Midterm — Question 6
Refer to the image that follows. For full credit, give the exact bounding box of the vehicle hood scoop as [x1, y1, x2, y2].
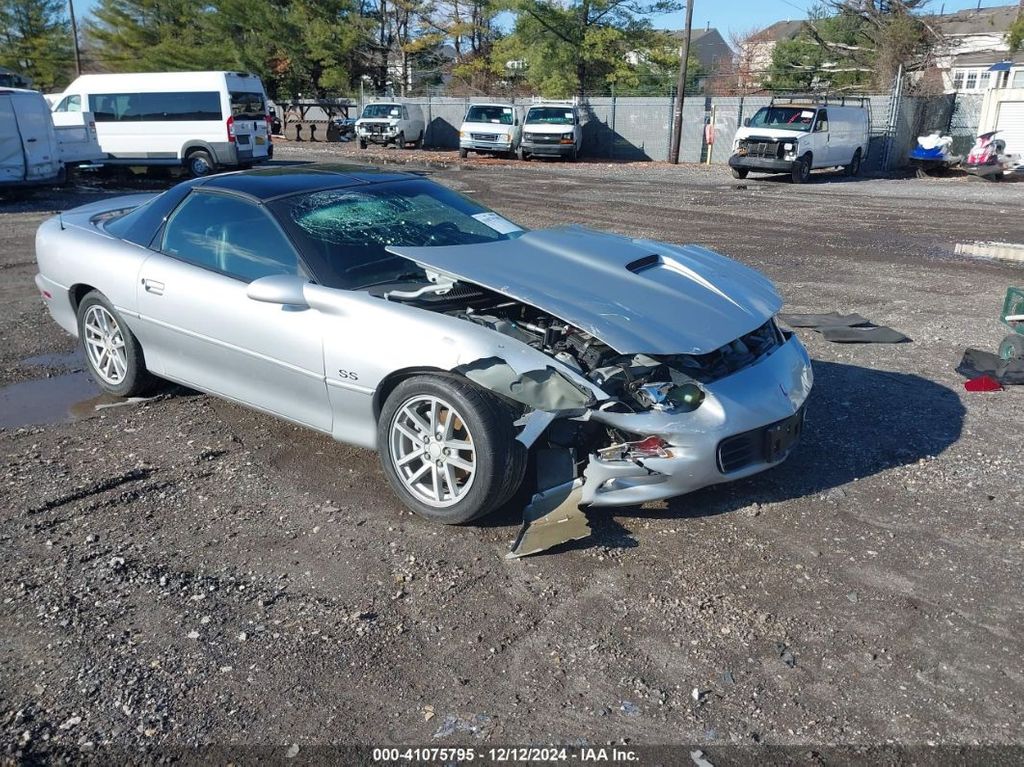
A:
[387, 226, 782, 355]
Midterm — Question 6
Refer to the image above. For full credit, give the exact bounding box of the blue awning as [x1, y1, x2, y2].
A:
[988, 61, 1012, 72]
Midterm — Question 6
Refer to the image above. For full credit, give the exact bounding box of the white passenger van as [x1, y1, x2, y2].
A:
[52, 71, 272, 177]
[729, 96, 870, 183]
[458, 103, 520, 158]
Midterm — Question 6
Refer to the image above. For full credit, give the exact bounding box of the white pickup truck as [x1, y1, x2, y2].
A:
[1, 88, 103, 192]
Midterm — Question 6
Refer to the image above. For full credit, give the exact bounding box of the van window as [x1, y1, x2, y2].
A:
[814, 110, 828, 132]
[55, 95, 81, 113]
[89, 92, 222, 122]
[747, 106, 815, 132]
[465, 105, 514, 125]
[362, 104, 401, 119]
[525, 107, 574, 125]
[230, 91, 266, 119]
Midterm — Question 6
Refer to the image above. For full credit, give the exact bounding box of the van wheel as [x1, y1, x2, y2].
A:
[845, 149, 862, 177]
[186, 150, 215, 178]
[516, 146, 527, 161]
[358, 139, 367, 149]
[791, 155, 811, 184]
[458, 148, 468, 159]
[415, 131, 424, 149]
[396, 131, 406, 149]
[731, 168, 748, 179]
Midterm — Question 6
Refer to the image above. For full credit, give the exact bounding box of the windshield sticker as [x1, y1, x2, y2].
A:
[472, 212, 523, 235]
[801, 110, 815, 118]
[503, 108, 512, 114]
[564, 112, 573, 119]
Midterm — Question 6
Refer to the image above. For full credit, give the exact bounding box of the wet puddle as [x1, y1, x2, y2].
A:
[953, 241, 1024, 265]
[0, 351, 147, 429]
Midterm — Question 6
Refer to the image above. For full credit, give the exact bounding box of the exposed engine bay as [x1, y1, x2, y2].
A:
[385, 274, 785, 413]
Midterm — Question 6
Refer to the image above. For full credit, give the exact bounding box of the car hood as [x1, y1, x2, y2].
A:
[735, 126, 807, 142]
[461, 121, 514, 134]
[387, 226, 782, 355]
[523, 124, 574, 134]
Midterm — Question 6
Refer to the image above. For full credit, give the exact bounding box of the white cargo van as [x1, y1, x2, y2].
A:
[519, 100, 582, 161]
[729, 97, 869, 183]
[52, 71, 272, 177]
[1, 88, 64, 191]
[355, 102, 425, 149]
[458, 103, 520, 158]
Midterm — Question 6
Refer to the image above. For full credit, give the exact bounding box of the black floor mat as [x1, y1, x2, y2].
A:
[779, 312, 912, 343]
[956, 348, 1024, 385]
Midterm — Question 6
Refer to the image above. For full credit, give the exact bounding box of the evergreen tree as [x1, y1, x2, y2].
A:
[0, 0, 73, 91]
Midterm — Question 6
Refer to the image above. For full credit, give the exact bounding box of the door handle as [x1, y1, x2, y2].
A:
[141, 278, 165, 295]
[26, 138, 37, 143]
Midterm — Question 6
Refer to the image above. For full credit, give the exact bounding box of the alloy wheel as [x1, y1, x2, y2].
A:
[389, 395, 477, 508]
[83, 305, 127, 385]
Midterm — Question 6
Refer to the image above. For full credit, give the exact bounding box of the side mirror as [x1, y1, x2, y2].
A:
[247, 274, 309, 307]
[743, 117, 750, 127]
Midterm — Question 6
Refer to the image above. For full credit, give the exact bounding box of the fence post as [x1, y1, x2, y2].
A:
[882, 64, 904, 171]
[610, 84, 616, 160]
[426, 95, 433, 148]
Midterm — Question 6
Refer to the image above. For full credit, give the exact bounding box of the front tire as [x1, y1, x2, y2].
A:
[358, 138, 367, 149]
[458, 148, 468, 159]
[731, 167, 748, 179]
[77, 291, 155, 397]
[186, 150, 215, 178]
[791, 154, 811, 183]
[395, 131, 406, 149]
[517, 146, 527, 161]
[377, 375, 526, 525]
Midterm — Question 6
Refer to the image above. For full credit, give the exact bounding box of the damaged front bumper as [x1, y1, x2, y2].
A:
[508, 334, 813, 556]
[585, 333, 812, 504]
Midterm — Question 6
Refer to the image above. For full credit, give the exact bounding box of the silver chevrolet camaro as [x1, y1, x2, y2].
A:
[35, 165, 812, 555]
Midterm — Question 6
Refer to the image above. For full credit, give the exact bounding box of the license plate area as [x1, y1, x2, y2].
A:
[764, 408, 804, 463]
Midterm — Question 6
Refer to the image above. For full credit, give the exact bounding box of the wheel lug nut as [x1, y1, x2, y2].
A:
[443, 448, 450, 455]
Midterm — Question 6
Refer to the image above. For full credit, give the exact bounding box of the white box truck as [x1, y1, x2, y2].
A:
[51, 71, 272, 176]
[728, 96, 870, 183]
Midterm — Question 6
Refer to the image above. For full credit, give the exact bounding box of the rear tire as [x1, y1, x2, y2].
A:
[791, 155, 811, 183]
[731, 168, 748, 179]
[186, 150, 215, 178]
[458, 148, 468, 159]
[377, 375, 527, 525]
[76, 291, 155, 397]
[845, 148, 862, 177]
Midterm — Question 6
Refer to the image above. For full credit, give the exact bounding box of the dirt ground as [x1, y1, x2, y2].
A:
[1, 147, 1023, 761]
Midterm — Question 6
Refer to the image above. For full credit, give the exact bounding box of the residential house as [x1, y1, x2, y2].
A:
[928, 4, 1023, 92]
[737, 20, 805, 90]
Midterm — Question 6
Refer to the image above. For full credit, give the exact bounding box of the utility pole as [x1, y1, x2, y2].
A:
[668, 0, 694, 164]
[68, 0, 82, 76]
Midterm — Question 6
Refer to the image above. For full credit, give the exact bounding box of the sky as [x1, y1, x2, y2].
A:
[648, 0, 1014, 42]
[72, 0, 1014, 46]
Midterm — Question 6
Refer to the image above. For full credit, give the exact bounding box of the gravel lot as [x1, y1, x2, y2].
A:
[2, 145, 1023, 760]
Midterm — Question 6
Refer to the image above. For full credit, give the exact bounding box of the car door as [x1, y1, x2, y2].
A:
[811, 109, 831, 167]
[135, 189, 332, 432]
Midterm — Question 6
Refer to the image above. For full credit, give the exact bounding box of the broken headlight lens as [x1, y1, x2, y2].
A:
[636, 382, 705, 413]
[597, 435, 672, 461]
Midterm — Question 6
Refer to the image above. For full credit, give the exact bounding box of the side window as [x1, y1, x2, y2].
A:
[815, 110, 828, 132]
[55, 95, 81, 113]
[89, 93, 141, 122]
[161, 192, 303, 282]
[402, 106, 409, 120]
